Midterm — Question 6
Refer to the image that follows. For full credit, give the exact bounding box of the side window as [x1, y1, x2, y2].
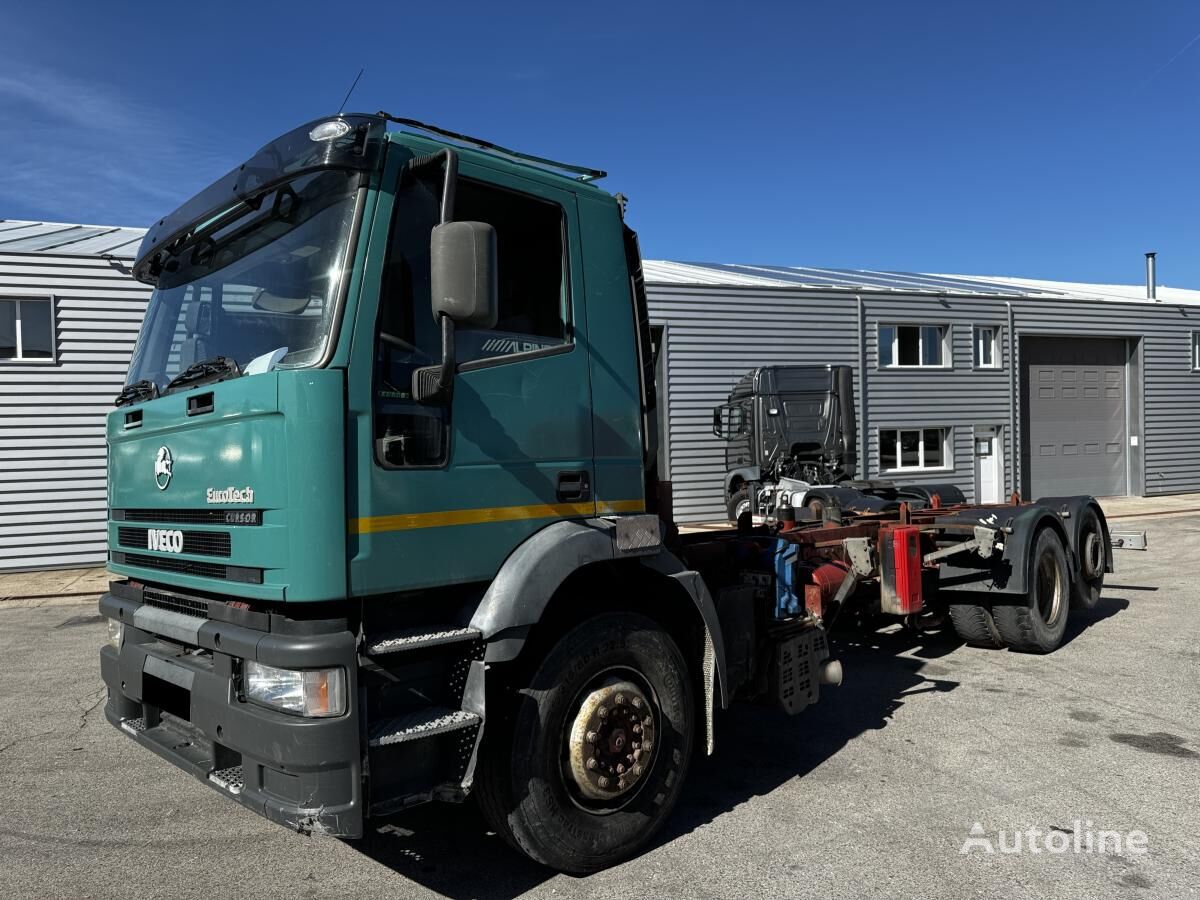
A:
[452, 179, 569, 365]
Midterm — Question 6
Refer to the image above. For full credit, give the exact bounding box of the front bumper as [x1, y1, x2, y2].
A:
[99, 590, 363, 837]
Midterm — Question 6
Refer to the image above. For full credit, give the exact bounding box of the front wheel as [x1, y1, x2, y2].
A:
[727, 487, 752, 524]
[476, 613, 695, 873]
[993, 528, 1070, 653]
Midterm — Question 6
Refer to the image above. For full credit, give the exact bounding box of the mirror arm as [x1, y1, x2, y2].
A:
[413, 314, 456, 405]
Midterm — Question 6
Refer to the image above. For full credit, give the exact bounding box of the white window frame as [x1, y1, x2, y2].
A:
[0, 295, 57, 364]
[878, 323, 951, 369]
[973, 324, 1001, 369]
[1192, 331, 1200, 372]
[878, 426, 952, 473]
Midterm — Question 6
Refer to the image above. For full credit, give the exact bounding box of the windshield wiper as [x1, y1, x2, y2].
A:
[114, 379, 160, 407]
[164, 355, 242, 394]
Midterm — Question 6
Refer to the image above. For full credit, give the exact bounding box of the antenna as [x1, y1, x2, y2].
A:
[337, 68, 365, 115]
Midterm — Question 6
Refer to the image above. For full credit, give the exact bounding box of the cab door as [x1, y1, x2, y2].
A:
[347, 148, 594, 595]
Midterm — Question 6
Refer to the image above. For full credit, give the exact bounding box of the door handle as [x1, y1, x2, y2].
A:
[556, 470, 591, 503]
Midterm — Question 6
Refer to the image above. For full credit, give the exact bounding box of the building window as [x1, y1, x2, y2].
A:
[880, 427, 950, 472]
[973, 325, 1000, 368]
[0, 298, 55, 361]
[879, 324, 949, 368]
[1193, 332, 1200, 371]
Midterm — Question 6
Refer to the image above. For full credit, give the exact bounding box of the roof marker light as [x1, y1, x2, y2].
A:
[309, 120, 351, 142]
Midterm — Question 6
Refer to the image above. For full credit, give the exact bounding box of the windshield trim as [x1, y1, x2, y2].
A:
[312, 180, 369, 373]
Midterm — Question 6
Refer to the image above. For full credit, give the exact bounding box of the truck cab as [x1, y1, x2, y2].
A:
[100, 114, 1113, 874]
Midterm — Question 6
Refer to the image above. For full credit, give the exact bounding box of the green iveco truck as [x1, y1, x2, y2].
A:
[101, 113, 1114, 873]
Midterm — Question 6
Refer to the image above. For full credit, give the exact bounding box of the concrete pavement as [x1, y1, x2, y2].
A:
[1, 512, 1197, 898]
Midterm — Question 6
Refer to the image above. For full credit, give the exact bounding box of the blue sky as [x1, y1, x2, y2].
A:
[1, 1, 1199, 286]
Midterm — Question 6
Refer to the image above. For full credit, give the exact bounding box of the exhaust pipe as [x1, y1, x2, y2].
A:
[819, 659, 843, 687]
[1146, 251, 1157, 301]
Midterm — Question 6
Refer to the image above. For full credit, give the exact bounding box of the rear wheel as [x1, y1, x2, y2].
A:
[476, 613, 694, 874]
[993, 528, 1070, 653]
[948, 603, 1005, 648]
[727, 487, 752, 524]
[1070, 507, 1106, 610]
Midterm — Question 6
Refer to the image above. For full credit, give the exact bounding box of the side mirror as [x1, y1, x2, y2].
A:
[712, 408, 723, 438]
[430, 221, 498, 328]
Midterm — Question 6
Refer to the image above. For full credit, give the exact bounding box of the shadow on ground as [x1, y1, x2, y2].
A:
[350, 596, 1130, 899]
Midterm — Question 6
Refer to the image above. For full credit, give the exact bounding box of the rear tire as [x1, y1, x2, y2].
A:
[1070, 507, 1105, 610]
[993, 528, 1070, 653]
[476, 613, 694, 874]
[727, 487, 752, 524]
[948, 603, 1005, 648]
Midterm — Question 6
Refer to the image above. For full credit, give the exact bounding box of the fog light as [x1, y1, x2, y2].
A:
[243, 661, 346, 717]
[106, 618, 123, 648]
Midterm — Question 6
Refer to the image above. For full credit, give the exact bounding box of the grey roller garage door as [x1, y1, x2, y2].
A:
[1023, 337, 1127, 499]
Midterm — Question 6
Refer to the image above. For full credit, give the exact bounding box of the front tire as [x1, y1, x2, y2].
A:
[477, 613, 695, 873]
[993, 528, 1070, 653]
[727, 487, 751, 524]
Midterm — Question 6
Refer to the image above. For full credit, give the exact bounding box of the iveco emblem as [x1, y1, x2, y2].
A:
[154, 446, 173, 491]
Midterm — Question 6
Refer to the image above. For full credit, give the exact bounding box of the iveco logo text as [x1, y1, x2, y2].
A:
[147, 529, 184, 554]
[154, 446, 173, 490]
[206, 486, 255, 504]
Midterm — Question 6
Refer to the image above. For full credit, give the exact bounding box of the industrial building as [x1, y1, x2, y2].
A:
[0, 221, 149, 571]
[2, 219, 1199, 570]
[645, 259, 1200, 522]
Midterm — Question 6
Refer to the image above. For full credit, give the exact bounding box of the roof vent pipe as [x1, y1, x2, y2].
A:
[1146, 252, 1157, 301]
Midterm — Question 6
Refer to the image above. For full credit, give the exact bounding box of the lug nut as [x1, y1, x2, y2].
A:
[618, 779, 627, 790]
[587, 758, 598, 770]
[632, 764, 643, 776]
[615, 693, 626, 705]
[598, 706, 608, 718]
[617, 763, 626, 774]
[632, 724, 641, 734]
[633, 748, 643, 760]
[597, 776, 610, 789]
[631, 697, 643, 709]
[586, 731, 597, 743]
[643, 740, 653, 752]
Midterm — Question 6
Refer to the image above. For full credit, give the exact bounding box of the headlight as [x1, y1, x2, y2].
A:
[243, 661, 346, 718]
[106, 618, 123, 648]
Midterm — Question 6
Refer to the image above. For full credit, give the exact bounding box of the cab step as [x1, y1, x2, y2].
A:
[365, 625, 481, 656]
[368, 707, 481, 748]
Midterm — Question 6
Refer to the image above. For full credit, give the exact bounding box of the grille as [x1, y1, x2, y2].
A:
[143, 587, 210, 619]
[112, 551, 262, 584]
[118, 526, 232, 557]
[114, 508, 261, 526]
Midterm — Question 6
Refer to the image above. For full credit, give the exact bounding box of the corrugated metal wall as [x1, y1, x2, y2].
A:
[0, 253, 150, 571]
[648, 283, 1200, 522]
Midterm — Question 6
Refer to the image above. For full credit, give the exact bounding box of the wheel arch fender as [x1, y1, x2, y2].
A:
[725, 466, 759, 497]
[470, 519, 730, 709]
[936, 504, 1071, 596]
[1035, 495, 1114, 576]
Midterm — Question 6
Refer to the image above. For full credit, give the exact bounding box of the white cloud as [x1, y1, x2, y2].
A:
[0, 62, 235, 226]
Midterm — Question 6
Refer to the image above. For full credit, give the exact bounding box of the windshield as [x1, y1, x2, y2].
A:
[125, 169, 360, 392]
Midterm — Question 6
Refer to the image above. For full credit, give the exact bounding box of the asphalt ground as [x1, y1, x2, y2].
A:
[1, 514, 1197, 900]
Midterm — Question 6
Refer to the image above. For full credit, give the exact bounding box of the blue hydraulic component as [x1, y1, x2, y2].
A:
[774, 538, 801, 618]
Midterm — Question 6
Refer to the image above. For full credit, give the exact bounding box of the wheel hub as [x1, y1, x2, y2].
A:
[567, 679, 656, 801]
